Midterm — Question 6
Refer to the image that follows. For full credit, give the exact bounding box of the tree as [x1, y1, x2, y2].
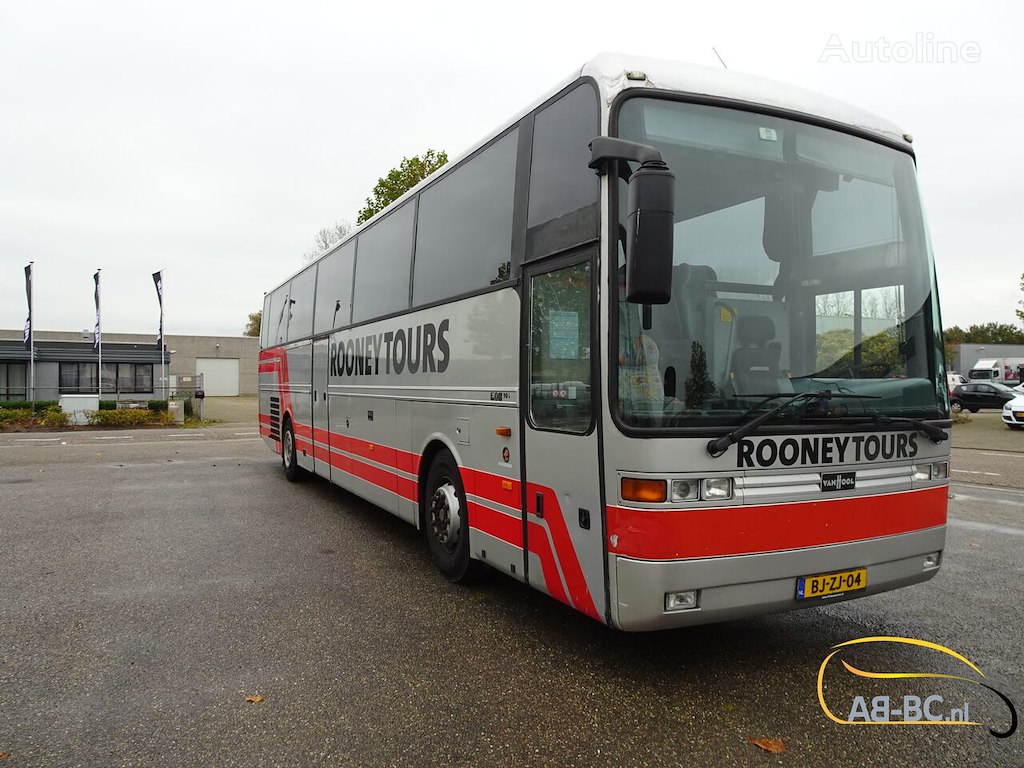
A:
[684, 341, 715, 409]
[1018, 272, 1024, 326]
[357, 149, 448, 225]
[244, 310, 261, 337]
[943, 322, 1024, 345]
[303, 220, 351, 264]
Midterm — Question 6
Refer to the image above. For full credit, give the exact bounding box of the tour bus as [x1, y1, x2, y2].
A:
[259, 54, 950, 631]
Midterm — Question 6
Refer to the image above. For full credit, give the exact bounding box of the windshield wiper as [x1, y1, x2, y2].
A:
[706, 390, 874, 458]
[859, 413, 949, 444]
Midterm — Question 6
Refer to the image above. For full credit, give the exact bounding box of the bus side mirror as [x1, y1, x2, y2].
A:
[624, 161, 675, 304]
[588, 137, 675, 305]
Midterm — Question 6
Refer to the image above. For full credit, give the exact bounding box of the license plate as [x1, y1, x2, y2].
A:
[796, 567, 867, 600]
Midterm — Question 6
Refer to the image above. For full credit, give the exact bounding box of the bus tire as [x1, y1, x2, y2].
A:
[424, 449, 478, 582]
[282, 417, 304, 482]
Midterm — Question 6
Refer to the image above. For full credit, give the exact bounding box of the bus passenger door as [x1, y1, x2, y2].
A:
[522, 254, 606, 623]
[311, 338, 331, 478]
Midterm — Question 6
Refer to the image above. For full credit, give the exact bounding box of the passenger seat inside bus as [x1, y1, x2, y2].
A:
[729, 314, 788, 396]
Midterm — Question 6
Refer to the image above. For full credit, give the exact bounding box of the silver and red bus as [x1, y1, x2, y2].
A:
[259, 54, 950, 630]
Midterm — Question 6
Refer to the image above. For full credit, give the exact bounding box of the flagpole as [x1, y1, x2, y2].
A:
[161, 271, 166, 403]
[29, 264, 34, 405]
[95, 269, 102, 400]
[26, 262, 35, 405]
[153, 269, 166, 403]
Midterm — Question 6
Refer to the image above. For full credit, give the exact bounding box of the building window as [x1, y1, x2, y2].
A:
[0, 363, 28, 400]
[59, 363, 153, 394]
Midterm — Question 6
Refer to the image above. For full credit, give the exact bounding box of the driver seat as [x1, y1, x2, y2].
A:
[730, 315, 786, 396]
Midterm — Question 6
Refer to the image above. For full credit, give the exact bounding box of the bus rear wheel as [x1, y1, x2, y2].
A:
[424, 450, 477, 582]
[282, 418, 304, 482]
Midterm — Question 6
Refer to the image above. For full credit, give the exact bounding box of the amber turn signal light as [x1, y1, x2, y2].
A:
[621, 477, 667, 503]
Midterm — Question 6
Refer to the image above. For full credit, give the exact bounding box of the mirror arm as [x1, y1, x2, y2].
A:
[588, 137, 665, 175]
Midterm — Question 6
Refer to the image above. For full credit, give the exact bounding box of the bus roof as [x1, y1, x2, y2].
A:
[355, 53, 912, 230]
[275, 53, 913, 290]
[581, 53, 910, 147]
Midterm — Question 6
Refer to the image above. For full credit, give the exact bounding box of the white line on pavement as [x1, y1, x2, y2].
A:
[14, 437, 61, 442]
[234, 431, 258, 436]
[93, 435, 134, 440]
[952, 492, 1024, 508]
[951, 469, 1001, 476]
[981, 452, 1022, 459]
[168, 433, 205, 437]
[948, 518, 1024, 536]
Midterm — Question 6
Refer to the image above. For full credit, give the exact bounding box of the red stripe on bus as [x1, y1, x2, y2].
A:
[470, 469, 521, 509]
[528, 483, 599, 620]
[469, 502, 523, 548]
[527, 521, 568, 605]
[395, 449, 420, 476]
[260, 347, 293, 427]
[607, 486, 948, 561]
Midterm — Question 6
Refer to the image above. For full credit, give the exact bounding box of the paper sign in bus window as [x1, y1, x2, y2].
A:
[549, 311, 579, 359]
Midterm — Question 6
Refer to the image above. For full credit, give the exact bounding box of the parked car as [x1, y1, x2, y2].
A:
[1003, 394, 1024, 429]
[950, 382, 1018, 413]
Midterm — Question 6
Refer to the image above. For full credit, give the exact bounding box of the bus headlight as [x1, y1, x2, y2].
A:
[703, 477, 734, 500]
[914, 461, 948, 481]
[670, 479, 700, 502]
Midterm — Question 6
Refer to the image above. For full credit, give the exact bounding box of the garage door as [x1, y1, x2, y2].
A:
[196, 358, 240, 396]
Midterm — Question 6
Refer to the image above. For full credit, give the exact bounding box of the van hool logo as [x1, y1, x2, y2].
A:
[817, 636, 1018, 738]
[331, 319, 450, 378]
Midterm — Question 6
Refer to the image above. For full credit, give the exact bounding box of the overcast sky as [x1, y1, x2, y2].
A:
[2, 1, 1021, 338]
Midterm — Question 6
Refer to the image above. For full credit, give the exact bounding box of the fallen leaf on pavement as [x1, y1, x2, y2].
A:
[245, 695, 265, 704]
[747, 737, 786, 753]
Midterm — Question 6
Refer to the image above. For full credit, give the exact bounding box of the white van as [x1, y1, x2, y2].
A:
[947, 372, 968, 392]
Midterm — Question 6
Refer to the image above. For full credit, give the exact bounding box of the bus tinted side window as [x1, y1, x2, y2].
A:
[313, 240, 355, 334]
[352, 203, 415, 323]
[265, 286, 291, 347]
[260, 293, 272, 348]
[286, 265, 316, 342]
[526, 84, 600, 260]
[413, 129, 518, 305]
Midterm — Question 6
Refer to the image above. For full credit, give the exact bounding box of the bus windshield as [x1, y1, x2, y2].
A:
[613, 97, 947, 430]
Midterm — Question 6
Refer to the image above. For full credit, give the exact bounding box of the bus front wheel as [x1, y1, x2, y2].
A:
[424, 450, 477, 582]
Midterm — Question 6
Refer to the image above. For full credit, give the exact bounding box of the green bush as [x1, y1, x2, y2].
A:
[41, 407, 70, 430]
[148, 399, 168, 413]
[99, 400, 117, 411]
[0, 400, 59, 412]
[183, 398, 194, 418]
[86, 409, 173, 428]
[0, 407, 34, 428]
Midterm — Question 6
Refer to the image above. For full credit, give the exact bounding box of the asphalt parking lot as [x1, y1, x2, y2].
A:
[0, 401, 1021, 767]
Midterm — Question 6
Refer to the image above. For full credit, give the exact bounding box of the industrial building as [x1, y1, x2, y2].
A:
[0, 329, 258, 401]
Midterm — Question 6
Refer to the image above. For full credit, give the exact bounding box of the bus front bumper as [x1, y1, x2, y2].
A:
[610, 526, 945, 631]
